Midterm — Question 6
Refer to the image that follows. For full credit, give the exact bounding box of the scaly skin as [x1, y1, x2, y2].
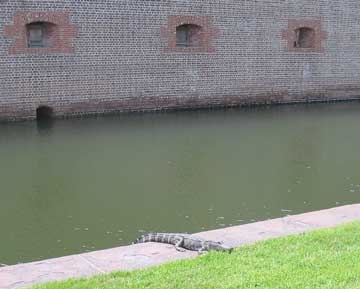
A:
[134, 233, 232, 254]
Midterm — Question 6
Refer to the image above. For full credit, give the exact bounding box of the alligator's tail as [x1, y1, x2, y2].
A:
[134, 233, 154, 244]
[134, 233, 177, 244]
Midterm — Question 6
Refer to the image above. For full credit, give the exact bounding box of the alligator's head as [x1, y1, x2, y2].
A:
[205, 240, 233, 253]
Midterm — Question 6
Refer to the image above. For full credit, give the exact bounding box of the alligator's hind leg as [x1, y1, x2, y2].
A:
[174, 237, 186, 252]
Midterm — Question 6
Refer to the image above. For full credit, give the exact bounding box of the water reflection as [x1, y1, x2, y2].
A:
[36, 119, 55, 135]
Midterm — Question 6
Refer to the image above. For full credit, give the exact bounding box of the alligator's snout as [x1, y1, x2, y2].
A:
[227, 246, 234, 253]
[222, 244, 233, 253]
[210, 242, 233, 252]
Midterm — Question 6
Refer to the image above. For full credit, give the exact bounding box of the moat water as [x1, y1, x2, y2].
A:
[1, 102, 360, 265]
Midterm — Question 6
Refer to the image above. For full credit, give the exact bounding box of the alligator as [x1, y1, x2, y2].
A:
[134, 233, 232, 254]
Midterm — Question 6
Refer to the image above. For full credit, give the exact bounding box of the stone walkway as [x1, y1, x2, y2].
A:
[1, 204, 359, 289]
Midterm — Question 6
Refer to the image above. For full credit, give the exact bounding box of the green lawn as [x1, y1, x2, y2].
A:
[32, 222, 360, 289]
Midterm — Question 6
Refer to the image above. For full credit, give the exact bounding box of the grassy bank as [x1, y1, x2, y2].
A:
[32, 222, 360, 289]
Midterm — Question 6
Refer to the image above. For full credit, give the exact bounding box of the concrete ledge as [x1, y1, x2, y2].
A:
[1, 204, 359, 289]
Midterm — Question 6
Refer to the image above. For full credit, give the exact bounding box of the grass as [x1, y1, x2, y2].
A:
[32, 222, 360, 289]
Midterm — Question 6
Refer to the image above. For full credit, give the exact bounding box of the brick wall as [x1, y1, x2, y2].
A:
[1, 0, 360, 121]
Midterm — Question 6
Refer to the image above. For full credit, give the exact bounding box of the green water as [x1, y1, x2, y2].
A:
[1, 103, 360, 265]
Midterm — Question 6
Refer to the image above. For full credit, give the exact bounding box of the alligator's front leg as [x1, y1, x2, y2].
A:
[197, 241, 211, 254]
[197, 246, 208, 255]
[174, 237, 186, 252]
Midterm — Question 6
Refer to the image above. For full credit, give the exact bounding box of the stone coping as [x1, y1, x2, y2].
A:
[0, 204, 359, 289]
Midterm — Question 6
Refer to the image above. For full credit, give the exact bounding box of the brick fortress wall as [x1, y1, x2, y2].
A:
[1, 0, 360, 121]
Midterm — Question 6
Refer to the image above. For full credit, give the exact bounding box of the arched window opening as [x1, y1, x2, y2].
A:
[294, 27, 315, 48]
[36, 106, 54, 121]
[176, 24, 202, 47]
[26, 22, 56, 48]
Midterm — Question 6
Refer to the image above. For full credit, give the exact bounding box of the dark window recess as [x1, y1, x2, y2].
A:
[26, 22, 55, 48]
[294, 27, 315, 48]
[176, 24, 202, 47]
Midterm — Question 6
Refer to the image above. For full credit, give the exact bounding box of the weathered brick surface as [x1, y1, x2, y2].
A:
[1, 0, 360, 121]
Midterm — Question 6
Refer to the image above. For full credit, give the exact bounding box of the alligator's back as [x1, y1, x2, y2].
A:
[134, 233, 189, 245]
[134, 233, 232, 253]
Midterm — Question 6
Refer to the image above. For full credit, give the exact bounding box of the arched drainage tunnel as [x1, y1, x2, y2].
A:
[36, 105, 54, 121]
